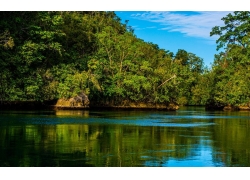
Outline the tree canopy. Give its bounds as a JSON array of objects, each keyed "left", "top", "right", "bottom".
[
  {"left": 206, "top": 11, "right": 250, "bottom": 108},
  {"left": 0, "top": 11, "right": 208, "bottom": 107},
  {"left": 3, "top": 11, "right": 249, "bottom": 109}
]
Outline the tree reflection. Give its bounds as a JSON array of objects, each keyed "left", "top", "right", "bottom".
[
  {"left": 0, "top": 110, "right": 250, "bottom": 167},
  {"left": 211, "top": 117, "right": 250, "bottom": 166}
]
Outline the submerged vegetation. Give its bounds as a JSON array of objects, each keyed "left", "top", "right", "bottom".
[{"left": 0, "top": 11, "right": 250, "bottom": 110}]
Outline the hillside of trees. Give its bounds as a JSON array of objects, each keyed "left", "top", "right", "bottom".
[
  {"left": 206, "top": 11, "right": 250, "bottom": 110},
  {"left": 0, "top": 11, "right": 250, "bottom": 110}
]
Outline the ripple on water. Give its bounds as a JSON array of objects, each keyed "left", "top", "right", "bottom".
[{"left": 18, "top": 116, "right": 217, "bottom": 128}]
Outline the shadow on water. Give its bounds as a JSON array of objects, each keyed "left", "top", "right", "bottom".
[{"left": 0, "top": 107, "right": 250, "bottom": 167}]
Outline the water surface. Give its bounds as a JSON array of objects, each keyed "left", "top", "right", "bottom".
[{"left": 0, "top": 107, "right": 250, "bottom": 167}]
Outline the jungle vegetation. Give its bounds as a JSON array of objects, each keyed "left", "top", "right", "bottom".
[{"left": 0, "top": 11, "right": 249, "bottom": 108}]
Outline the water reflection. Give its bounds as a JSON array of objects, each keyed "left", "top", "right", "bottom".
[{"left": 0, "top": 107, "right": 250, "bottom": 167}]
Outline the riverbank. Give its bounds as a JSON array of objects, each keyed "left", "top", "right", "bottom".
[
  {"left": 0, "top": 101, "right": 55, "bottom": 110},
  {"left": 2, "top": 100, "right": 250, "bottom": 111},
  {"left": 89, "top": 101, "right": 179, "bottom": 111},
  {"left": 205, "top": 103, "right": 250, "bottom": 111},
  {"left": 0, "top": 100, "right": 179, "bottom": 111}
]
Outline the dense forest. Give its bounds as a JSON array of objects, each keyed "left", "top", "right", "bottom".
[{"left": 0, "top": 11, "right": 250, "bottom": 110}]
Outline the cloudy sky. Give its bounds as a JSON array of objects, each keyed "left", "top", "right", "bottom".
[{"left": 116, "top": 11, "right": 232, "bottom": 67}]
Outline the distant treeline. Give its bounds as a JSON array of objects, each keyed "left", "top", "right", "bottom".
[{"left": 1, "top": 11, "right": 250, "bottom": 109}]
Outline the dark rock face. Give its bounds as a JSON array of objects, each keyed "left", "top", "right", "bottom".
[
  {"left": 55, "top": 92, "right": 90, "bottom": 108},
  {"left": 69, "top": 92, "right": 90, "bottom": 107}
]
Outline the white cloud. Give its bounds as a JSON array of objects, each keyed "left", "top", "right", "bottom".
[
  {"left": 132, "top": 25, "right": 157, "bottom": 31},
  {"left": 131, "top": 11, "right": 232, "bottom": 41}
]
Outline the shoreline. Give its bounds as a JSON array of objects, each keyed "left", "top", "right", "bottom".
[
  {"left": 1, "top": 101, "right": 250, "bottom": 111},
  {"left": 0, "top": 100, "right": 179, "bottom": 111}
]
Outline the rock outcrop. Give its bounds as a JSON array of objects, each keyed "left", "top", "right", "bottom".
[
  {"left": 223, "top": 105, "right": 239, "bottom": 111},
  {"left": 55, "top": 92, "right": 89, "bottom": 109}
]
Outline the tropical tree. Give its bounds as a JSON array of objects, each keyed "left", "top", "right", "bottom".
[{"left": 208, "top": 11, "right": 250, "bottom": 107}]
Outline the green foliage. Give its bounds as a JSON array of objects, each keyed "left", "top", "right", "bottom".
[
  {"left": 0, "top": 11, "right": 207, "bottom": 107},
  {"left": 2, "top": 11, "right": 250, "bottom": 109},
  {"left": 210, "top": 11, "right": 250, "bottom": 50},
  {"left": 208, "top": 11, "right": 250, "bottom": 107},
  {"left": 0, "top": 30, "right": 14, "bottom": 49}
]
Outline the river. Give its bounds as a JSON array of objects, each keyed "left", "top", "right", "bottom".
[{"left": 0, "top": 106, "right": 250, "bottom": 167}]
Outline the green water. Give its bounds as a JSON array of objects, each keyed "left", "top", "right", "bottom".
[{"left": 0, "top": 107, "right": 250, "bottom": 167}]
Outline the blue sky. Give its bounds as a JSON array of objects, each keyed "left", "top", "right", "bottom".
[{"left": 115, "top": 11, "right": 232, "bottom": 67}]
